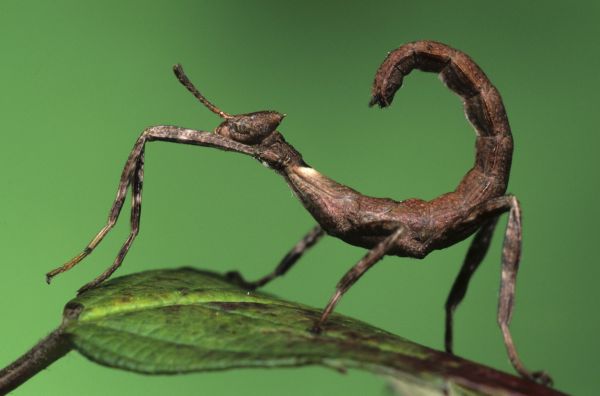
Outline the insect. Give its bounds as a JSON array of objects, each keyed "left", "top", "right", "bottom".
[{"left": 46, "top": 40, "right": 551, "bottom": 385}]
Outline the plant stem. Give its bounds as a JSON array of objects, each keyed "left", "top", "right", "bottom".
[{"left": 0, "top": 327, "right": 71, "bottom": 395}]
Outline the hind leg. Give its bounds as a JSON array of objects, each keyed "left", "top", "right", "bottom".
[
  {"left": 445, "top": 218, "right": 499, "bottom": 353},
  {"left": 458, "top": 195, "right": 552, "bottom": 385}
]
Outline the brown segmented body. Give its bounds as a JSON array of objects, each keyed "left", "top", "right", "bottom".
[
  {"left": 277, "top": 40, "right": 513, "bottom": 258},
  {"left": 47, "top": 41, "right": 551, "bottom": 385}
]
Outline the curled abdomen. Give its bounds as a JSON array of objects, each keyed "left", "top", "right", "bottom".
[{"left": 370, "top": 40, "right": 513, "bottom": 205}]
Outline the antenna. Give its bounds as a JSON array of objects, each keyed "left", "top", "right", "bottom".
[{"left": 173, "top": 64, "right": 232, "bottom": 119}]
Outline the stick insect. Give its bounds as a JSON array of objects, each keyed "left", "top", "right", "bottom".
[{"left": 45, "top": 40, "right": 551, "bottom": 385}]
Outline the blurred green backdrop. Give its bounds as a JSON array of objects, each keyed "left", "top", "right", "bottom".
[{"left": 1, "top": 1, "right": 598, "bottom": 395}]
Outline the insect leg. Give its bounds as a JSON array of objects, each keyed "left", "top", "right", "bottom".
[
  {"left": 77, "top": 150, "right": 145, "bottom": 294},
  {"left": 311, "top": 226, "right": 405, "bottom": 332},
  {"left": 47, "top": 126, "right": 256, "bottom": 287},
  {"left": 45, "top": 137, "right": 146, "bottom": 283},
  {"left": 445, "top": 218, "right": 499, "bottom": 353},
  {"left": 497, "top": 196, "right": 552, "bottom": 385},
  {"left": 457, "top": 195, "right": 551, "bottom": 384},
  {"left": 226, "top": 225, "right": 325, "bottom": 289}
]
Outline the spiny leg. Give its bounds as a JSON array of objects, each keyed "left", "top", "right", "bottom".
[
  {"left": 45, "top": 138, "right": 146, "bottom": 283},
  {"left": 226, "top": 225, "right": 325, "bottom": 290},
  {"left": 46, "top": 126, "right": 256, "bottom": 287},
  {"left": 77, "top": 150, "right": 145, "bottom": 294},
  {"left": 252, "top": 225, "right": 325, "bottom": 288},
  {"left": 459, "top": 195, "right": 552, "bottom": 385},
  {"left": 312, "top": 226, "right": 405, "bottom": 333},
  {"left": 445, "top": 218, "right": 499, "bottom": 354},
  {"left": 497, "top": 196, "right": 552, "bottom": 385}
]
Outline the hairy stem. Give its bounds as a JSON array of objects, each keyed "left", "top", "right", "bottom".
[{"left": 0, "top": 327, "right": 71, "bottom": 395}]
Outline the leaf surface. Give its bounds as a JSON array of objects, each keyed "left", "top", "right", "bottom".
[{"left": 61, "top": 268, "right": 562, "bottom": 396}]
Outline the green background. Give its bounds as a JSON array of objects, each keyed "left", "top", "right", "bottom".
[{"left": 1, "top": 1, "right": 598, "bottom": 395}]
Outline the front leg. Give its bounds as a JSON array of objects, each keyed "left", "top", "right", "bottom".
[
  {"left": 76, "top": 151, "right": 145, "bottom": 294},
  {"left": 47, "top": 126, "right": 256, "bottom": 291}
]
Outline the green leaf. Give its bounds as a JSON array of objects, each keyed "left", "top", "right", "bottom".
[{"left": 60, "top": 268, "right": 560, "bottom": 396}]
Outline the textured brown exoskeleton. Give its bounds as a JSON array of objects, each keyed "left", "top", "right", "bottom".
[{"left": 46, "top": 41, "right": 551, "bottom": 385}]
